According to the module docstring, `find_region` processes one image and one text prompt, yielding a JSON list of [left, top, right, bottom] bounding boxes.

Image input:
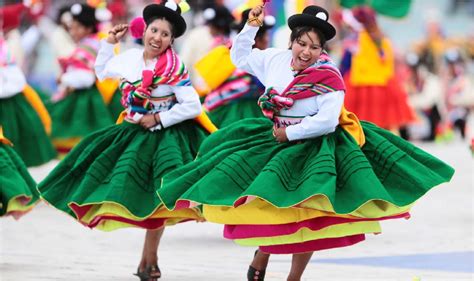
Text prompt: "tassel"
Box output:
[[130, 17, 146, 39], [179, 0, 191, 13]]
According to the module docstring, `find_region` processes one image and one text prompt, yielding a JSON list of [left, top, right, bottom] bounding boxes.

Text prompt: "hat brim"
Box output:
[[143, 4, 186, 38], [288, 14, 336, 40]]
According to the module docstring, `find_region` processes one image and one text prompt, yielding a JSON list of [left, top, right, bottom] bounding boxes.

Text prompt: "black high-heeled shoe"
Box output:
[[247, 250, 266, 281], [247, 265, 266, 281], [134, 264, 161, 280]]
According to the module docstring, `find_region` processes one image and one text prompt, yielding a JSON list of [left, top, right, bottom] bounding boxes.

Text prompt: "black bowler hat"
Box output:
[[288, 6, 336, 40], [70, 3, 98, 31], [232, 9, 276, 35], [202, 4, 234, 31], [143, 1, 187, 38]]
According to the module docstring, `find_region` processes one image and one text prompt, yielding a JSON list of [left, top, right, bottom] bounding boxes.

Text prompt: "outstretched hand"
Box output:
[[106, 24, 129, 44]]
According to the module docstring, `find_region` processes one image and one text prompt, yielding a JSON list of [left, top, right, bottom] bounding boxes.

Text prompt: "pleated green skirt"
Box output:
[[207, 99, 263, 128], [38, 120, 207, 230], [0, 143, 38, 217], [107, 90, 124, 121], [159, 118, 454, 213], [0, 93, 56, 166], [50, 86, 114, 139]]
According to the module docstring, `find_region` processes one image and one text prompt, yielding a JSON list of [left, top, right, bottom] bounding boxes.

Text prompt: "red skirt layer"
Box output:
[[259, 234, 366, 254], [344, 75, 416, 129], [223, 213, 409, 239]]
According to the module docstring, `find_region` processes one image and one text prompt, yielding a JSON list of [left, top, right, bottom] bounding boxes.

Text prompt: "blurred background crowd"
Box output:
[[2, 0, 473, 148]]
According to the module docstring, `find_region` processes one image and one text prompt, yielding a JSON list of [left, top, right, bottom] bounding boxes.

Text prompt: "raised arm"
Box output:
[[94, 24, 129, 81], [230, 5, 269, 81]]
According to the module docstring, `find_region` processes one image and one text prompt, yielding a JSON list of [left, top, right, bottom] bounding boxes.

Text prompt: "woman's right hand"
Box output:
[[106, 24, 129, 44], [248, 5, 265, 27]]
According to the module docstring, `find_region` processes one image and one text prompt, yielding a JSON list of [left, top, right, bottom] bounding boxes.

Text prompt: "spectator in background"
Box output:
[[404, 52, 444, 141], [442, 48, 474, 139], [179, 3, 234, 91]]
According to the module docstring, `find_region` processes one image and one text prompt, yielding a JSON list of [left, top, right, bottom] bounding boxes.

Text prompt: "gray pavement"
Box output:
[[1, 141, 473, 281]]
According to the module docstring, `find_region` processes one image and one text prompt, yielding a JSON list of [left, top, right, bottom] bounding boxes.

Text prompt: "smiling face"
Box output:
[[290, 30, 323, 71], [143, 18, 174, 59]]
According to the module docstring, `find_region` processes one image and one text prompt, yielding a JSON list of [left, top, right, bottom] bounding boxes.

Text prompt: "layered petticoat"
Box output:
[[0, 142, 38, 219], [38, 121, 207, 231], [158, 118, 454, 254]]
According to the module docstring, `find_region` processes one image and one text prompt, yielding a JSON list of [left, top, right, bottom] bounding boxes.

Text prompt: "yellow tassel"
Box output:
[[195, 110, 218, 133], [339, 106, 365, 147], [22, 85, 52, 135], [95, 79, 119, 104], [179, 0, 191, 13], [0, 127, 13, 146]]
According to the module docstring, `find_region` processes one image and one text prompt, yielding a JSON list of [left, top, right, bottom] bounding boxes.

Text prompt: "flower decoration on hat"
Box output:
[[203, 8, 216, 21], [142, 1, 187, 38]]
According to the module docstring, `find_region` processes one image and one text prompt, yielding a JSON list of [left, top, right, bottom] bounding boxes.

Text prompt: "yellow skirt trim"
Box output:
[[203, 199, 356, 225], [52, 138, 82, 149], [234, 221, 381, 246], [92, 217, 190, 232], [0, 127, 13, 146], [22, 85, 52, 135], [71, 201, 202, 231], [203, 197, 412, 225], [298, 197, 413, 218], [6, 195, 35, 214]]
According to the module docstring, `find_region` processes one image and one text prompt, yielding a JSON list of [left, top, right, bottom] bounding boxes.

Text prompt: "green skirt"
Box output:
[[0, 93, 57, 166], [0, 143, 38, 218], [159, 118, 454, 213], [207, 99, 263, 128], [50, 86, 114, 139], [107, 90, 124, 121], [38, 120, 207, 231]]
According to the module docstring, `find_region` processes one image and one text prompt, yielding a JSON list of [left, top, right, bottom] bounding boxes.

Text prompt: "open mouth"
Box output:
[[150, 43, 161, 50], [298, 57, 311, 66]]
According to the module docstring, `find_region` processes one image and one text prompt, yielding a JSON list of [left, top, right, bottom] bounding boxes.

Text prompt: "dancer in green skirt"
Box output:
[[49, 3, 113, 154], [38, 2, 208, 280], [0, 5, 56, 167], [0, 127, 39, 219], [158, 4, 454, 281], [202, 9, 275, 128]]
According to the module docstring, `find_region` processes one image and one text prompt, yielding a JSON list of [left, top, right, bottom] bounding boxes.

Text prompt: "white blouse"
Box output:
[[94, 40, 202, 129], [230, 24, 344, 141], [0, 64, 26, 98]]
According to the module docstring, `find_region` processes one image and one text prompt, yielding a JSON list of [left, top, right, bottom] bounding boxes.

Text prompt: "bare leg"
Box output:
[[138, 227, 164, 279], [250, 249, 271, 271], [248, 249, 270, 280], [287, 252, 313, 281]]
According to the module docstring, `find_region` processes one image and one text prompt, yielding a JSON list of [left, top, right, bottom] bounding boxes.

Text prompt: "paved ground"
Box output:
[[1, 140, 473, 281]]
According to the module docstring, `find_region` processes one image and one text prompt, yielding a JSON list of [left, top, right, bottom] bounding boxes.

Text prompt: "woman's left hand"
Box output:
[[139, 113, 160, 129], [273, 127, 288, 142]]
